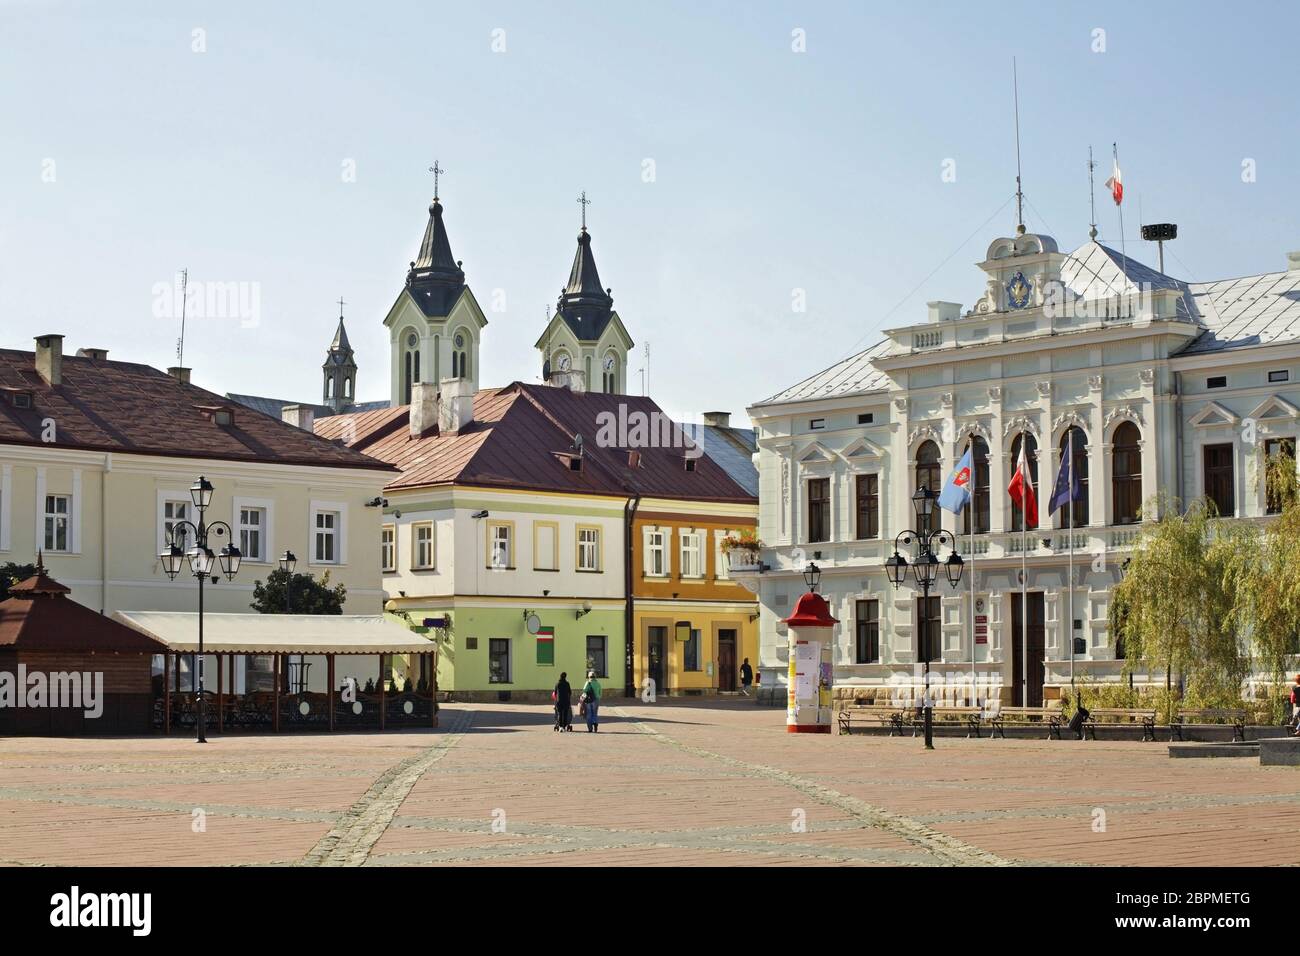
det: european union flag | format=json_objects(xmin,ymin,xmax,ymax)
[{"xmin": 1049, "ymin": 430, "xmax": 1083, "ymax": 516}]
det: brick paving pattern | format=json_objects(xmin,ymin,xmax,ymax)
[{"xmin": 0, "ymin": 700, "xmax": 1295, "ymax": 866}]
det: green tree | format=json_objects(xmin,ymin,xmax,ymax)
[
  {"xmin": 0, "ymin": 562, "xmax": 37, "ymax": 601},
  {"xmin": 1110, "ymin": 493, "xmax": 1247, "ymax": 722},
  {"xmin": 250, "ymin": 568, "xmax": 347, "ymax": 615}
]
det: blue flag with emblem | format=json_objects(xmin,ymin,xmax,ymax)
[
  {"xmin": 937, "ymin": 445, "xmax": 974, "ymax": 515},
  {"xmin": 1049, "ymin": 430, "xmax": 1083, "ymax": 515}
]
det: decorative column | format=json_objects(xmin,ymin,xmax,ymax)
[
  {"xmin": 784, "ymin": 591, "xmax": 837, "ymax": 733},
  {"xmin": 988, "ymin": 386, "xmax": 1007, "ymax": 534}
]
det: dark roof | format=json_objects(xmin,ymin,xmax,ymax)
[
  {"xmin": 226, "ymin": 394, "xmax": 388, "ymax": 421},
  {"xmin": 0, "ymin": 564, "xmax": 169, "ymax": 653},
  {"xmin": 326, "ymin": 316, "xmax": 355, "ymax": 362},
  {"xmin": 556, "ymin": 229, "xmax": 615, "ymax": 341},
  {"xmin": 0, "ymin": 349, "xmax": 393, "ymax": 471},
  {"xmin": 315, "ymin": 383, "xmax": 756, "ymax": 503},
  {"xmin": 698, "ymin": 425, "xmax": 758, "ymax": 496},
  {"xmin": 405, "ymin": 198, "xmax": 466, "ymax": 317}
]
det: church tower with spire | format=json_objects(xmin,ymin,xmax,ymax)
[
  {"xmin": 322, "ymin": 300, "xmax": 357, "ymax": 414},
  {"xmin": 382, "ymin": 163, "xmax": 487, "ymax": 406},
  {"xmin": 535, "ymin": 192, "xmax": 634, "ymax": 394}
]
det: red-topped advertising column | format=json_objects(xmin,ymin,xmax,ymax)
[{"xmin": 783, "ymin": 583, "xmax": 837, "ymax": 733}]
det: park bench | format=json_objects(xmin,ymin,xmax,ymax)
[
  {"xmin": 1170, "ymin": 707, "xmax": 1247, "ymax": 743},
  {"xmin": 1082, "ymin": 707, "xmax": 1157, "ymax": 741},
  {"xmin": 838, "ymin": 702, "xmax": 908, "ymax": 736},
  {"xmin": 926, "ymin": 705, "xmax": 984, "ymax": 738},
  {"xmin": 985, "ymin": 703, "xmax": 1064, "ymax": 740}
]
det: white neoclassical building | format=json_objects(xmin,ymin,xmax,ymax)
[{"xmin": 739, "ymin": 227, "xmax": 1300, "ymax": 706}]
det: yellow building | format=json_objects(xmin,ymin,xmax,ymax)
[{"xmin": 632, "ymin": 497, "xmax": 759, "ymax": 696}]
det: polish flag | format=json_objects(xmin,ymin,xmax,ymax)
[
  {"xmin": 1105, "ymin": 157, "xmax": 1123, "ymax": 206},
  {"xmin": 1008, "ymin": 437, "xmax": 1038, "ymax": 528}
]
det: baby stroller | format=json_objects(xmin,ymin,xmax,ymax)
[{"xmin": 553, "ymin": 695, "xmax": 573, "ymax": 732}]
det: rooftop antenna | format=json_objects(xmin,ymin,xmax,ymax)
[
  {"xmin": 175, "ymin": 268, "xmax": 188, "ymax": 367},
  {"xmin": 428, "ymin": 160, "xmax": 443, "ymax": 200},
  {"xmin": 643, "ymin": 340, "xmax": 649, "ymax": 395},
  {"xmin": 1087, "ymin": 146, "xmax": 1098, "ymax": 240},
  {"xmin": 1013, "ymin": 57, "xmax": 1025, "ymax": 236},
  {"xmin": 577, "ymin": 190, "xmax": 591, "ymax": 231}
]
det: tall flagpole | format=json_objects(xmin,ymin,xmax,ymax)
[
  {"xmin": 1067, "ymin": 430, "xmax": 1075, "ymax": 689},
  {"xmin": 967, "ymin": 438, "xmax": 976, "ymax": 708},
  {"xmin": 1021, "ymin": 428, "xmax": 1029, "ymax": 708}
]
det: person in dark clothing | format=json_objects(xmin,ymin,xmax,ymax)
[
  {"xmin": 739, "ymin": 658, "xmax": 754, "ymax": 697},
  {"xmin": 1290, "ymin": 674, "xmax": 1300, "ymax": 736},
  {"xmin": 554, "ymin": 672, "xmax": 573, "ymax": 732}
]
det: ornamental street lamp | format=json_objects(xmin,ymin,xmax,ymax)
[
  {"xmin": 279, "ymin": 549, "xmax": 298, "ymax": 612},
  {"xmin": 886, "ymin": 486, "xmax": 965, "ymax": 750},
  {"xmin": 803, "ymin": 562, "xmax": 821, "ymax": 592},
  {"xmin": 158, "ymin": 475, "xmax": 240, "ymax": 743}
]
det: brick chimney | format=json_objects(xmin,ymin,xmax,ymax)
[
  {"xmin": 167, "ymin": 366, "xmax": 191, "ymax": 384},
  {"xmin": 1288, "ymin": 251, "xmax": 1300, "ymax": 273},
  {"xmin": 34, "ymin": 334, "xmax": 64, "ymax": 386},
  {"xmin": 281, "ymin": 404, "xmax": 315, "ymax": 432},
  {"xmin": 438, "ymin": 377, "xmax": 475, "ymax": 435},
  {"xmin": 409, "ymin": 382, "xmax": 438, "ymax": 437}
]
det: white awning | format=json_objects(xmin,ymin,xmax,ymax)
[{"xmin": 113, "ymin": 612, "xmax": 436, "ymax": 656}]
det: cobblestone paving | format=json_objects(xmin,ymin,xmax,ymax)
[{"xmin": 0, "ymin": 700, "xmax": 1295, "ymax": 866}]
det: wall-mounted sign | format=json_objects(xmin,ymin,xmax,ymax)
[
  {"xmin": 975, "ymin": 614, "xmax": 988, "ymax": 645},
  {"xmin": 536, "ymin": 626, "xmax": 555, "ymax": 665},
  {"xmin": 675, "ymin": 621, "xmax": 692, "ymax": 642},
  {"xmin": 423, "ymin": 616, "xmax": 448, "ymax": 629}
]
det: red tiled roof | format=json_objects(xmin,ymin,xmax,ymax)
[
  {"xmin": 315, "ymin": 383, "xmax": 756, "ymax": 503},
  {"xmin": 0, "ymin": 568, "xmax": 169, "ymax": 653},
  {"xmin": 0, "ymin": 349, "xmax": 394, "ymax": 472}
]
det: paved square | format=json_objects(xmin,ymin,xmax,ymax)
[{"xmin": 0, "ymin": 701, "xmax": 1295, "ymax": 866}]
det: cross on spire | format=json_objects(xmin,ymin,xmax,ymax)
[
  {"xmin": 428, "ymin": 160, "xmax": 444, "ymax": 200},
  {"xmin": 577, "ymin": 190, "xmax": 591, "ymax": 231},
  {"xmin": 337, "ymin": 295, "xmax": 346, "ymax": 317}
]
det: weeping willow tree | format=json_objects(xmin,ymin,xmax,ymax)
[
  {"xmin": 1110, "ymin": 493, "xmax": 1247, "ymax": 722},
  {"xmin": 1219, "ymin": 450, "xmax": 1300, "ymax": 721}
]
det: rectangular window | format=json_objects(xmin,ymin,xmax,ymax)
[
  {"xmin": 680, "ymin": 531, "xmax": 703, "ymax": 578},
  {"xmin": 488, "ymin": 639, "xmax": 511, "ymax": 684},
  {"xmin": 381, "ymin": 525, "xmax": 396, "ymax": 572},
  {"xmin": 683, "ymin": 628, "xmax": 701, "ymax": 671},
  {"xmin": 586, "ymin": 635, "xmax": 607, "ymax": 678},
  {"xmin": 1207, "ymin": 376, "xmax": 1227, "ymax": 389},
  {"xmin": 238, "ymin": 506, "xmax": 265, "ymax": 562},
  {"xmin": 917, "ymin": 595, "xmax": 941, "ymax": 664},
  {"xmin": 413, "ymin": 522, "xmax": 434, "ymax": 569},
  {"xmin": 807, "ymin": 478, "xmax": 830, "ymax": 542},
  {"xmin": 1269, "ymin": 370, "xmax": 1290, "ymax": 383},
  {"xmin": 715, "ymin": 532, "xmax": 731, "ymax": 580},
  {"xmin": 858, "ymin": 413, "xmax": 874, "ymax": 425},
  {"xmin": 163, "ymin": 499, "xmax": 189, "ymax": 551},
  {"xmin": 314, "ymin": 510, "xmax": 339, "ymax": 563},
  {"xmin": 810, "ymin": 418, "xmax": 825, "ymax": 430},
  {"xmin": 1203, "ymin": 443, "xmax": 1235, "ymax": 517},
  {"xmin": 534, "ymin": 522, "xmax": 558, "ymax": 571},
  {"xmin": 1265, "ymin": 438, "xmax": 1295, "ymax": 515},
  {"xmin": 645, "ymin": 530, "xmax": 666, "ymax": 576},
  {"xmin": 488, "ymin": 523, "xmax": 512, "ymax": 569},
  {"xmin": 577, "ymin": 526, "xmax": 600, "ymax": 571},
  {"xmin": 855, "ymin": 474, "xmax": 879, "ymax": 539},
  {"xmin": 43, "ymin": 494, "xmax": 70, "ymax": 552},
  {"xmin": 855, "ymin": 599, "xmax": 880, "ymax": 664}
]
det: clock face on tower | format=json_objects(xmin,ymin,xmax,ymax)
[
  {"xmin": 603, "ymin": 354, "xmax": 616, "ymax": 372},
  {"xmin": 556, "ymin": 353, "xmax": 571, "ymax": 372},
  {"xmin": 1005, "ymin": 271, "xmax": 1032, "ymax": 310},
  {"xmin": 454, "ymin": 332, "xmax": 465, "ymax": 349}
]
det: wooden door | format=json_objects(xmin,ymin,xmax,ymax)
[
  {"xmin": 648, "ymin": 626, "xmax": 667, "ymax": 695},
  {"xmin": 717, "ymin": 630, "xmax": 737, "ymax": 692},
  {"xmin": 1011, "ymin": 592, "xmax": 1046, "ymax": 707}
]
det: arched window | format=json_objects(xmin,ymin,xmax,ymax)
[
  {"xmin": 915, "ymin": 440, "xmax": 941, "ymax": 533},
  {"xmin": 1009, "ymin": 432, "xmax": 1038, "ymax": 532},
  {"xmin": 962, "ymin": 437, "xmax": 991, "ymax": 535},
  {"xmin": 1112, "ymin": 422, "xmax": 1142, "ymax": 524},
  {"xmin": 1059, "ymin": 426, "xmax": 1089, "ymax": 527},
  {"xmin": 452, "ymin": 331, "xmax": 469, "ymax": 380},
  {"xmin": 402, "ymin": 331, "xmax": 419, "ymax": 405}
]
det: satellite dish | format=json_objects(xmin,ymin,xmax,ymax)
[{"xmin": 525, "ymin": 613, "xmax": 542, "ymax": 635}]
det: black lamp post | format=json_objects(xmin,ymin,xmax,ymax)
[
  {"xmin": 279, "ymin": 550, "xmax": 297, "ymax": 612},
  {"xmin": 158, "ymin": 476, "xmax": 241, "ymax": 743},
  {"xmin": 886, "ymin": 486, "xmax": 964, "ymax": 750},
  {"xmin": 803, "ymin": 562, "xmax": 821, "ymax": 592}
]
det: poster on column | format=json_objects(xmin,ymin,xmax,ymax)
[{"xmin": 795, "ymin": 641, "xmax": 818, "ymax": 701}]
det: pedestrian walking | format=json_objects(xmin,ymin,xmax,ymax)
[
  {"xmin": 1290, "ymin": 674, "xmax": 1300, "ymax": 736},
  {"xmin": 581, "ymin": 670, "xmax": 602, "ymax": 732},
  {"xmin": 739, "ymin": 657, "xmax": 754, "ymax": 697},
  {"xmin": 553, "ymin": 672, "xmax": 573, "ymax": 732}
]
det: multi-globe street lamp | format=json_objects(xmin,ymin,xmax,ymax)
[
  {"xmin": 884, "ymin": 486, "xmax": 965, "ymax": 750},
  {"xmin": 158, "ymin": 476, "xmax": 241, "ymax": 743}
]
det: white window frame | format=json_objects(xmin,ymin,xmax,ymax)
[
  {"xmin": 381, "ymin": 524, "xmax": 396, "ymax": 572},
  {"xmin": 36, "ymin": 467, "xmax": 79, "ymax": 555},
  {"xmin": 0, "ymin": 463, "xmax": 11, "ymax": 553},
  {"xmin": 412, "ymin": 521, "xmax": 435, "ymax": 569},
  {"xmin": 714, "ymin": 529, "xmax": 731, "ymax": 580},
  {"xmin": 232, "ymin": 496, "xmax": 274, "ymax": 564},
  {"xmin": 644, "ymin": 528, "xmax": 667, "ymax": 577},
  {"xmin": 488, "ymin": 522, "xmax": 513, "ymax": 569},
  {"xmin": 43, "ymin": 493, "xmax": 71, "ymax": 553},
  {"xmin": 236, "ymin": 505, "xmax": 267, "ymax": 563},
  {"xmin": 577, "ymin": 526, "xmax": 601, "ymax": 572},
  {"xmin": 680, "ymin": 530, "xmax": 703, "ymax": 579},
  {"xmin": 310, "ymin": 500, "xmax": 348, "ymax": 566}
]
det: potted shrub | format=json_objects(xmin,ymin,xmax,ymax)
[{"xmin": 720, "ymin": 529, "xmax": 764, "ymax": 569}]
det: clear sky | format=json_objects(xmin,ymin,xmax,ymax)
[{"xmin": 2, "ymin": 1, "xmax": 1296, "ymax": 425}]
